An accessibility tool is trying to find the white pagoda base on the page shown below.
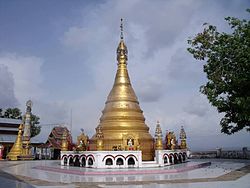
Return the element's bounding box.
[61,149,189,168]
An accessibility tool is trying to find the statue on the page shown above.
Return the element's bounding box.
[166,132,173,149]
[128,138,134,150]
[136,141,141,150]
[76,129,88,151]
[170,138,176,150]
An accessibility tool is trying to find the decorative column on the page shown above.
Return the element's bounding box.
[61,130,69,151]
[155,121,163,150]
[179,126,187,149]
[22,100,32,156]
[96,126,104,151]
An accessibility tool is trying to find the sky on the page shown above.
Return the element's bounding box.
[0,0,249,150]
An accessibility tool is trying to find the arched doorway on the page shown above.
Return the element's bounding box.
[183,152,187,161]
[174,154,178,164]
[88,158,93,166]
[63,157,67,165]
[74,157,80,167]
[105,158,113,166]
[128,157,135,166]
[169,155,173,164]
[164,156,168,164]
[178,154,182,163]
[182,154,186,161]
[116,158,124,166]
[81,157,86,167]
[69,157,74,166]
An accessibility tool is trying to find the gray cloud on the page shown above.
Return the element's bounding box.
[183,95,210,117]
[0,64,18,108]
[0,53,45,107]
[136,78,164,103]
[32,100,70,125]
[168,48,203,82]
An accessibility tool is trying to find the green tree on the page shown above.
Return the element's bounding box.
[3,108,22,119]
[187,9,250,134]
[30,114,41,138]
[1,107,41,137]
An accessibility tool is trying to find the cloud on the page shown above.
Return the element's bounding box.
[183,94,210,117]
[136,78,164,102]
[0,53,44,107]
[0,64,18,108]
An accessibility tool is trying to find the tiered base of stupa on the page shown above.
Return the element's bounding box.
[61,149,189,168]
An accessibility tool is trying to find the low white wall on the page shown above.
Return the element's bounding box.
[61,150,142,168]
[61,149,188,168]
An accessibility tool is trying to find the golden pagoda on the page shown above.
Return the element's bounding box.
[89,19,154,160]
[7,124,23,160]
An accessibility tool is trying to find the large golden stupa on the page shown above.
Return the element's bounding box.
[89,19,154,160]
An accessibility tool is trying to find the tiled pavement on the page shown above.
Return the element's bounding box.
[0,159,249,188]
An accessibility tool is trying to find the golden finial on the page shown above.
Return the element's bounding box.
[117,18,128,63]
[120,18,124,40]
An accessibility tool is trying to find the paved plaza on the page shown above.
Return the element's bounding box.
[0,159,249,188]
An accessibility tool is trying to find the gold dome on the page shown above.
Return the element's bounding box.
[89,19,154,160]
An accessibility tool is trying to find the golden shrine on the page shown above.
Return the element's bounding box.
[89,19,154,160]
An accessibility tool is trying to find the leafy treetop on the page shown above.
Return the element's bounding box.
[187,9,250,134]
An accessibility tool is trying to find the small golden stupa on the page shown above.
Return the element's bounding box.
[179,126,187,149]
[155,121,163,150]
[7,124,23,160]
[89,19,154,160]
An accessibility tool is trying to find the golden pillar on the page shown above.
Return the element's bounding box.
[96,126,104,151]
[61,130,69,151]
[155,121,163,150]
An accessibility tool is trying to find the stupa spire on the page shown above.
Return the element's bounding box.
[117,18,128,63]
[120,18,124,40]
[90,19,154,161]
